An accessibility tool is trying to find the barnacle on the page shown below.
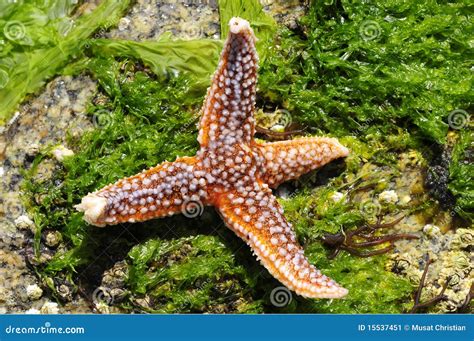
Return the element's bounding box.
[387,253,412,275]
[450,228,473,250]
[409,256,449,313]
[422,224,441,238]
[448,251,471,270]
[439,268,464,287]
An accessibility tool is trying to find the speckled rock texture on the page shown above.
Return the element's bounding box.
[0,75,97,313]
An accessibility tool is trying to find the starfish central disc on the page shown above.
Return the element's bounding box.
[76,17,350,299]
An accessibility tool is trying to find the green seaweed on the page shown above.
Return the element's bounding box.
[0,0,131,124]
[258,0,472,143]
[126,235,262,313]
[88,37,223,92]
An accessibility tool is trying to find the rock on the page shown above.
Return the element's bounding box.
[40,301,59,314]
[422,224,441,238]
[26,284,43,300]
[14,215,35,231]
[24,308,41,314]
[378,190,398,204]
[52,145,74,162]
[330,191,344,202]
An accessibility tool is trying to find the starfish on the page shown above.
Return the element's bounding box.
[76,18,349,299]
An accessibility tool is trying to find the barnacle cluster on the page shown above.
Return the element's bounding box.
[387,227,473,313]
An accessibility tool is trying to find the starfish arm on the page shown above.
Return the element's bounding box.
[256,137,350,188]
[215,182,348,299]
[197,17,258,149]
[75,156,210,227]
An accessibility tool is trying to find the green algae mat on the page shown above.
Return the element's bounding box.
[2,0,472,313]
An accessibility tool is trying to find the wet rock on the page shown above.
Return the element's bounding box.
[14,215,35,231]
[24,308,41,314]
[379,190,399,204]
[51,145,74,162]
[40,301,59,314]
[25,284,43,300]
[425,147,455,209]
[422,224,441,238]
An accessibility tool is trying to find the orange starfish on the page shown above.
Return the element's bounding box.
[76,18,349,299]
